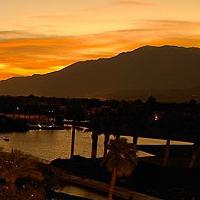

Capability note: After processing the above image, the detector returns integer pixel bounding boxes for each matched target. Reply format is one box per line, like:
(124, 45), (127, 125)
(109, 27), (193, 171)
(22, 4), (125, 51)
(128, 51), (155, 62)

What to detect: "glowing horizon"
(1, 0), (200, 80)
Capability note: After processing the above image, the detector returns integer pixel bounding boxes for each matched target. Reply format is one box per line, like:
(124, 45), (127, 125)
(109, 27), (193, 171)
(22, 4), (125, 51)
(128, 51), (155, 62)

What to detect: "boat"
(28, 123), (64, 130)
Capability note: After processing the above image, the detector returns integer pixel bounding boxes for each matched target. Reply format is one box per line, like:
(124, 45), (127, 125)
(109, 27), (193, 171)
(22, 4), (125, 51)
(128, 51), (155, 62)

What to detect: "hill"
(1, 45), (200, 101)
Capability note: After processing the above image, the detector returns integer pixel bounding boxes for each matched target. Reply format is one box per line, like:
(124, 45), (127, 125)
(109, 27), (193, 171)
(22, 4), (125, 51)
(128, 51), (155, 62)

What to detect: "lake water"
(0, 130), (192, 200)
(0, 130), (191, 161)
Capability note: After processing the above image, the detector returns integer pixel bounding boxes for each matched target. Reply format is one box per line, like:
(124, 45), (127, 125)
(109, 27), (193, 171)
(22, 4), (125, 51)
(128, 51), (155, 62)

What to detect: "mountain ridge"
(1, 45), (200, 101)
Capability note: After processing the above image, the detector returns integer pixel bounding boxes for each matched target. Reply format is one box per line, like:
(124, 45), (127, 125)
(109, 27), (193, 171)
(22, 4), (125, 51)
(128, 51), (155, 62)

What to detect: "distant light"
(154, 114), (159, 121)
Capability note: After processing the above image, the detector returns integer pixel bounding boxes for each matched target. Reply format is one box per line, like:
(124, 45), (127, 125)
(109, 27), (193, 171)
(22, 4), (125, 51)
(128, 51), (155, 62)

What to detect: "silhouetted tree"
(0, 150), (44, 194)
(65, 105), (87, 159)
(103, 138), (137, 200)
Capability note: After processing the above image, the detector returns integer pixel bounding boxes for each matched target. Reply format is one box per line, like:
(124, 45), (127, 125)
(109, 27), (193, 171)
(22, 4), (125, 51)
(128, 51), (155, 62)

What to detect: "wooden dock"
(47, 164), (162, 200)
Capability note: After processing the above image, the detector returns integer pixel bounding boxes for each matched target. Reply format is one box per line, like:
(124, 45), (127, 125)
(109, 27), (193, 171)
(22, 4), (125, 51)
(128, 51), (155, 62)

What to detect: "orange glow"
(0, 0), (200, 79)
(1, 29), (200, 80)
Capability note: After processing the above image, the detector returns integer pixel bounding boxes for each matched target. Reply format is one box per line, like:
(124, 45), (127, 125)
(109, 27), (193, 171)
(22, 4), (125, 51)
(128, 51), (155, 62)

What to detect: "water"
(0, 130), (191, 161)
(0, 130), (192, 199)
(57, 185), (108, 200)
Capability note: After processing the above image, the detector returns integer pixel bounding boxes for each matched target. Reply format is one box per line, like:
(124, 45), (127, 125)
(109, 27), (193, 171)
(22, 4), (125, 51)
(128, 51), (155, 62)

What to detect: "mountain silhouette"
(1, 45), (200, 101)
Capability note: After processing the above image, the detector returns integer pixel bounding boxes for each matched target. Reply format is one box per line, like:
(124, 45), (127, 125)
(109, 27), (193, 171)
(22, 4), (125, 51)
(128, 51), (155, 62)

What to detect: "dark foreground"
(51, 145), (200, 200)
(48, 191), (89, 200)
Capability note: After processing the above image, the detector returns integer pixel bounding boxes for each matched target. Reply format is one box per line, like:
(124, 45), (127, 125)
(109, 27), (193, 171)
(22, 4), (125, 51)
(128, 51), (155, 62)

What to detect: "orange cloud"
(113, 0), (153, 6)
(142, 20), (200, 31)
(0, 71), (19, 80)
(0, 19), (200, 80)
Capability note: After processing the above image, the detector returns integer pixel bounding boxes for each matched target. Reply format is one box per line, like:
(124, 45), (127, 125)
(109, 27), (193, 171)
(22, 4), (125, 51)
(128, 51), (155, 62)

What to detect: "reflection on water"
(0, 130), (192, 161)
(0, 130), (93, 160)
(58, 185), (108, 200)
(0, 130), (192, 200)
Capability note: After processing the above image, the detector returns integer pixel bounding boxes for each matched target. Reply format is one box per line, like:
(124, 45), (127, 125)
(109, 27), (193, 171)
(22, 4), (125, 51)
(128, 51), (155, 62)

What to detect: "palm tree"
(90, 109), (105, 159)
(90, 108), (118, 159)
(103, 138), (137, 200)
(70, 119), (76, 159)
(65, 105), (87, 159)
(0, 150), (44, 193)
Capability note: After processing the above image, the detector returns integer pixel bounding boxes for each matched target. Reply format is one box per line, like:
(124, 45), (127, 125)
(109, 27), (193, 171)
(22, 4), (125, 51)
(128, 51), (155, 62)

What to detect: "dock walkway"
(49, 165), (162, 200)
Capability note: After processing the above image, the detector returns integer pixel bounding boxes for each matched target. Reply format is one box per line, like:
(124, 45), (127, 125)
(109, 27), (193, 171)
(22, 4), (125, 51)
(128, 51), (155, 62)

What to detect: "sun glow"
(0, 64), (8, 69)
(0, 0), (200, 79)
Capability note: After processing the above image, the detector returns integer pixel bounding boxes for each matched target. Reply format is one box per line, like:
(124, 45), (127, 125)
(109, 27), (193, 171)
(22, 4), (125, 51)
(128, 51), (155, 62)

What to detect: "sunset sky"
(0, 0), (200, 80)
